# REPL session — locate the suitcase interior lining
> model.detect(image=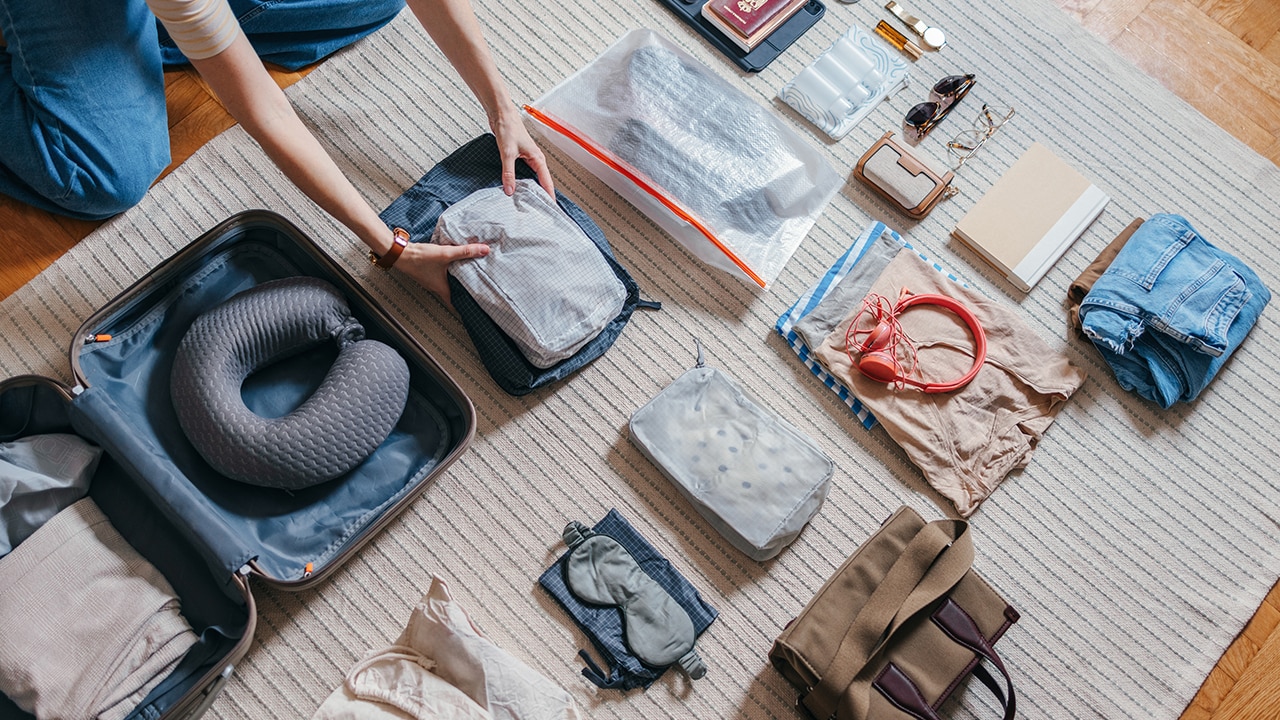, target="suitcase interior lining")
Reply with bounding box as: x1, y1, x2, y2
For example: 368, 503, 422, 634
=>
71, 231, 470, 583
